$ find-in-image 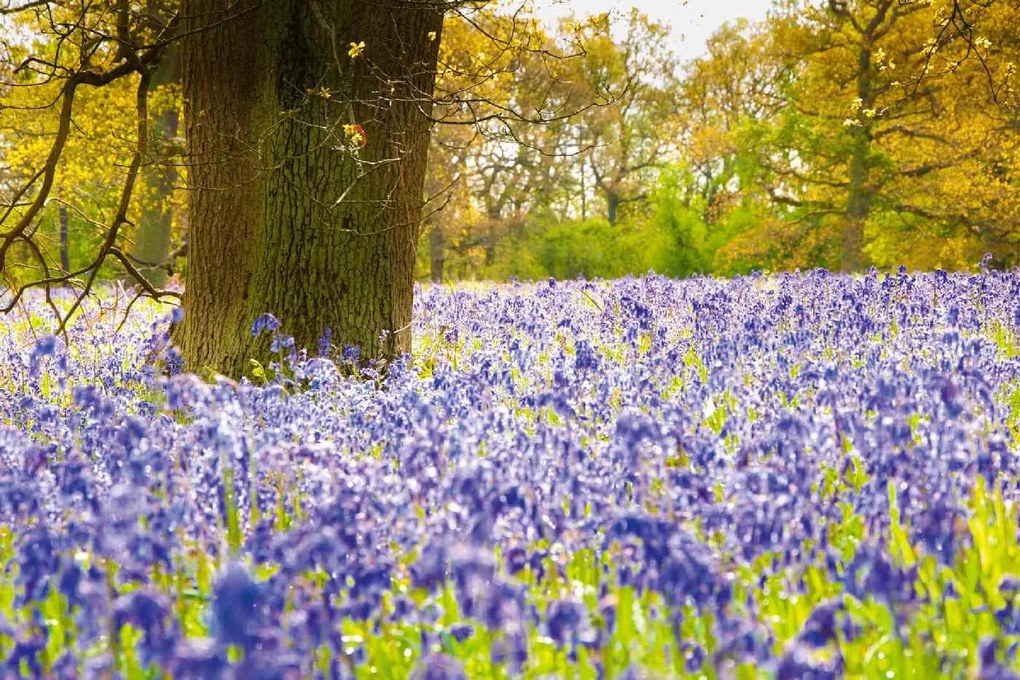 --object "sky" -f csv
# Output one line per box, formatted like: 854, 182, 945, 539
531, 0, 776, 63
